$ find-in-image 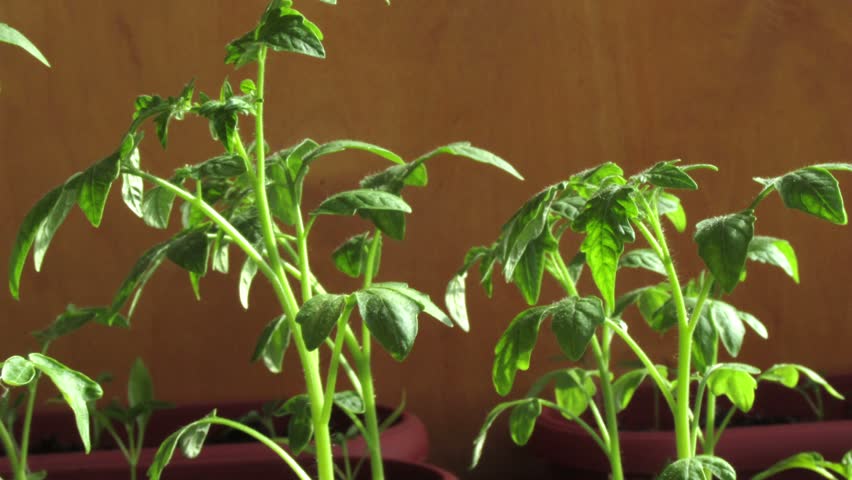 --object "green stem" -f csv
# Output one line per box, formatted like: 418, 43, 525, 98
590, 335, 624, 480
0, 420, 20, 477
540, 400, 608, 452
605, 319, 676, 411
251, 46, 332, 480
709, 406, 737, 448
209, 417, 312, 480
16, 377, 39, 480
698, 338, 719, 455
97, 416, 130, 461
321, 302, 355, 424
358, 232, 386, 480
295, 213, 313, 304
639, 203, 692, 459
232, 135, 257, 183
